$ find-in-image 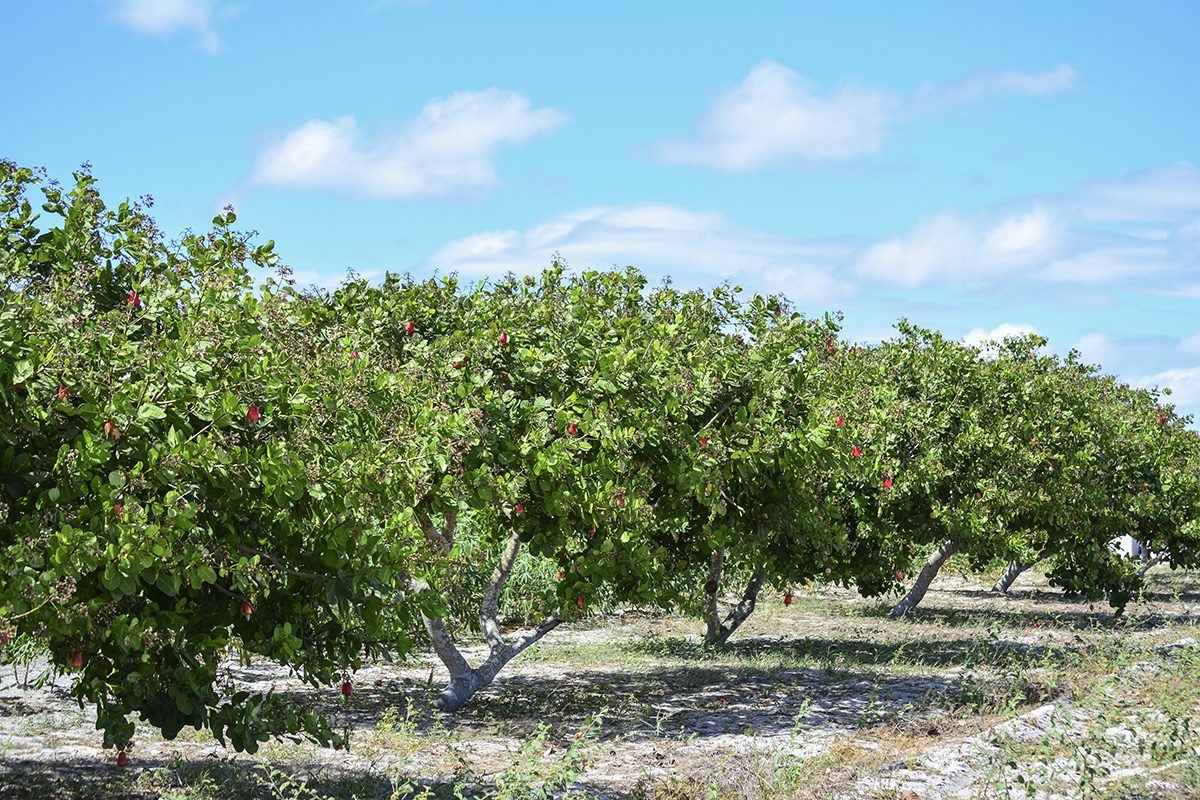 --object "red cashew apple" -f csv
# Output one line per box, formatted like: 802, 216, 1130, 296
515, 503, 524, 514
247, 406, 260, 421
405, 321, 415, 333
241, 601, 252, 617
71, 651, 83, 670
568, 423, 577, 435
117, 751, 129, 768
783, 593, 793, 605
851, 446, 861, 458
342, 681, 353, 697
499, 332, 508, 346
